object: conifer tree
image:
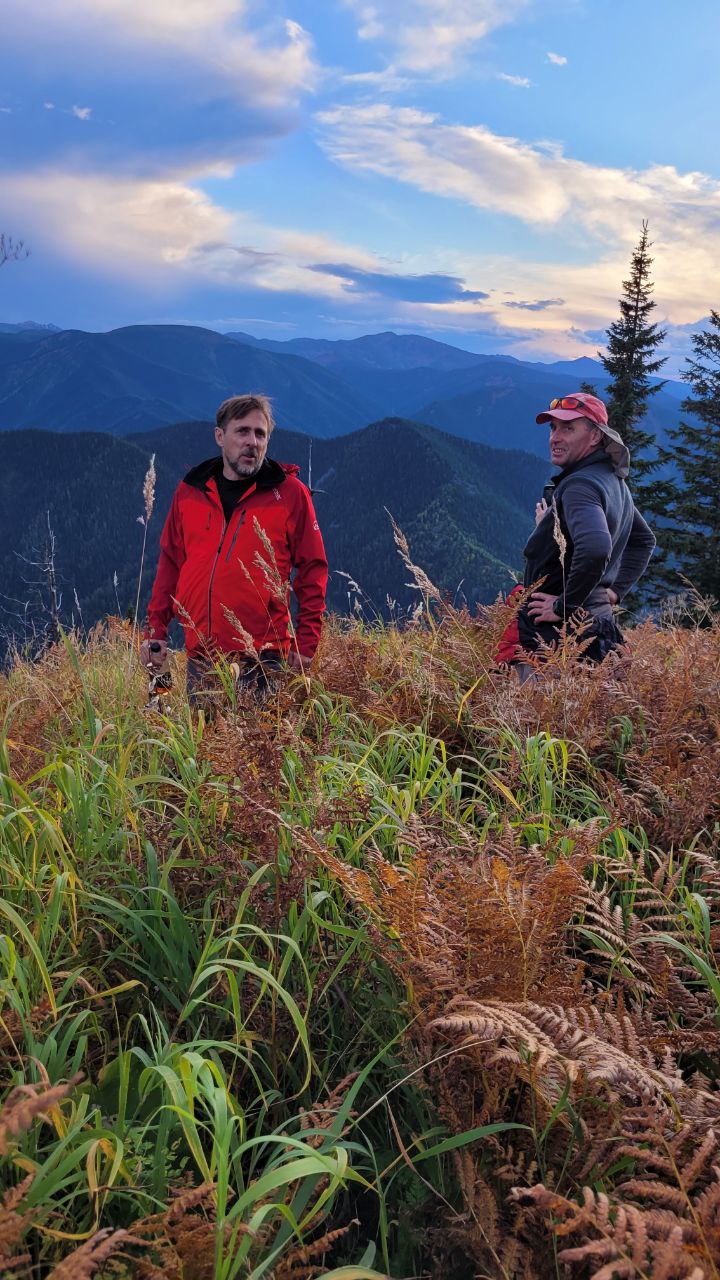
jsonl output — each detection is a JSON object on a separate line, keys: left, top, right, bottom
{"left": 661, "top": 311, "right": 720, "bottom": 601}
{"left": 600, "top": 222, "right": 667, "bottom": 488}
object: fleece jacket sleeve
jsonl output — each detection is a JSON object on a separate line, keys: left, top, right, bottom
{"left": 554, "top": 480, "right": 613, "bottom": 616}
{"left": 145, "top": 490, "right": 186, "bottom": 640}
{"left": 612, "top": 508, "right": 656, "bottom": 601}
{"left": 289, "top": 485, "right": 328, "bottom": 658}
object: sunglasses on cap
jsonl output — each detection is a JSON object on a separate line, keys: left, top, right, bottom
{"left": 549, "top": 396, "right": 590, "bottom": 411}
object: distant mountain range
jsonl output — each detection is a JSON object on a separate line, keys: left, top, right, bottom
{"left": 0, "top": 323, "right": 691, "bottom": 455}
{"left": 0, "top": 326, "right": 377, "bottom": 436}
{"left": 224, "top": 328, "right": 500, "bottom": 371}
{"left": 0, "top": 417, "right": 548, "bottom": 649}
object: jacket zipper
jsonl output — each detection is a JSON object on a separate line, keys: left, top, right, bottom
{"left": 225, "top": 508, "right": 246, "bottom": 562}
{"left": 207, "top": 518, "right": 228, "bottom": 637}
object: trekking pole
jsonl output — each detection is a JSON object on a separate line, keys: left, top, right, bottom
{"left": 145, "top": 641, "right": 173, "bottom": 711}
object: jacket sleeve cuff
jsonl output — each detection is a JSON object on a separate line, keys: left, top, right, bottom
{"left": 145, "top": 620, "right": 168, "bottom": 640}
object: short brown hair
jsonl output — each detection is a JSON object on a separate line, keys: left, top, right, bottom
{"left": 216, "top": 394, "right": 275, "bottom": 434}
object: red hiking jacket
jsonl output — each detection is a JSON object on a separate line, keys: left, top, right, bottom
{"left": 146, "top": 456, "right": 328, "bottom": 659}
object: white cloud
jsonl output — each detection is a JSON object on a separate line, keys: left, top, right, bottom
{"left": 0, "top": 107, "right": 13, "bottom": 114}
{"left": 318, "top": 105, "right": 571, "bottom": 223}
{"left": 43, "top": 101, "right": 55, "bottom": 110}
{"left": 342, "top": 0, "right": 531, "bottom": 74}
{"left": 71, "top": 105, "right": 93, "bottom": 120}
{"left": 2, "top": 171, "right": 235, "bottom": 282}
{"left": 316, "top": 103, "right": 720, "bottom": 349}
{"left": 0, "top": 166, "right": 383, "bottom": 300}
{"left": 341, "top": 68, "right": 412, "bottom": 93}
{"left": 546, "top": 51, "right": 567, "bottom": 65}
{"left": 7, "top": 1, "right": 316, "bottom": 109}
{"left": 497, "top": 73, "right": 531, "bottom": 88}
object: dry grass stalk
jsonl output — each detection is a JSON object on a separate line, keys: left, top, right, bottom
{"left": 387, "top": 511, "right": 442, "bottom": 605}
{"left": 220, "top": 605, "right": 259, "bottom": 660}
{"left": 551, "top": 495, "right": 567, "bottom": 568}
{"left": 252, "top": 515, "right": 290, "bottom": 605}
{"left": 142, "top": 454, "right": 156, "bottom": 525}
{"left": 131, "top": 453, "right": 158, "bottom": 663}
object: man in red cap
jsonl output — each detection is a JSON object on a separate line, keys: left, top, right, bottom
{"left": 496, "top": 392, "right": 656, "bottom": 674}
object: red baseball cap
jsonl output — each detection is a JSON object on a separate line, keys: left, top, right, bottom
{"left": 536, "top": 392, "right": 630, "bottom": 477}
{"left": 536, "top": 392, "right": 608, "bottom": 427}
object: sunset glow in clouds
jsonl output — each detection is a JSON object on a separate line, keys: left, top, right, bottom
{"left": 1, "top": 0, "right": 718, "bottom": 368}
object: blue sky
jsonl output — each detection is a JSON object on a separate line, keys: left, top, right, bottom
{"left": 1, "top": 0, "right": 718, "bottom": 369}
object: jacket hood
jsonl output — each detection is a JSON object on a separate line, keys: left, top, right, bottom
{"left": 183, "top": 455, "right": 289, "bottom": 492}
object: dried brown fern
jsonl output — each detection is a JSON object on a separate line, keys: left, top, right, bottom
{"left": 299, "top": 1072, "right": 359, "bottom": 1148}
{"left": 428, "top": 998, "right": 691, "bottom": 1112}
{"left": 307, "top": 816, "right": 593, "bottom": 1016}
{"left": 0, "top": 1071, "right": 83, "bottom": 1155}
{"left": 0, "top": 1174, "right": 34, "bottom": 1276}
{"left": 128, "top": 1182, "right": 236, "bottom": 1280}
{"left": 272, "top": 1220, "right": 358, "bottom": 1279}
{"left": 513, "top": 1161, "right": 720, "bottom": 1279}
{"left": 46, "top": 1228, "right": 142, "bottom": 1279}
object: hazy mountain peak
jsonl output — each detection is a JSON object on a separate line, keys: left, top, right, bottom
{"left": 0, "top": 321, "right": 62, "bottom": 333}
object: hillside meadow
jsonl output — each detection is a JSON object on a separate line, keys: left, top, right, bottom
{"left": 1, "top": 591, "right": 719, "bottom": 1278}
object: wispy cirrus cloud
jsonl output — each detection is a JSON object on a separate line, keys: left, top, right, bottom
{"left": 342, "top": 0, "right": 531, "bottom": 74}
{"left": 546, "top": 51, "right": 567, "bottom": 65}
{"left": 340, "top": 68, "right": 412, "bottom": 93}
{"left": 310, "top": 101, "right": 720, "bottom": 361}
{"left": 497, "top": 73, "right": 531, "bottom": 88}
{"left": 316, "top": 103, "right": 720, "bottom": 323}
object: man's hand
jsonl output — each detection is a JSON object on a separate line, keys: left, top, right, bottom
{"left": 607, "top": 588, "right": 619, "bottom": 607}
{"left": 140, "top": 638, "right": 168, "bottom": 670}
{"left": 535, "top": 497, "right": 549, "bottom": 526}
{"left": 527, "top": 591, "right": 562, "bottom": 624}
{"left": 288, "top": 650, "right": 313, "bottom": 674}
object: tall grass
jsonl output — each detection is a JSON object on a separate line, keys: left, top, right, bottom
{"left": 1, "top": 603, "right": 719, "bottom": 1277}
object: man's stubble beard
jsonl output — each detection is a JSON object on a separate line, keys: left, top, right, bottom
{"left": 228, "top": 456, "right": 263, "bottom": 478}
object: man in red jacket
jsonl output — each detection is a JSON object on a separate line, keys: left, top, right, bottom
{"left": 140, "top": 394, "right": 328, "bottom": 700}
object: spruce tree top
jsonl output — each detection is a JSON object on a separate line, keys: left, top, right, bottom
{"left": 600, "top": 221, "right": 667, "bottom": 484}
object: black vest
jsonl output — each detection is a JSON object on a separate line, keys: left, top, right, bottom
{"left": 523, "top": 449, "right": 635, "bottom": 603}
